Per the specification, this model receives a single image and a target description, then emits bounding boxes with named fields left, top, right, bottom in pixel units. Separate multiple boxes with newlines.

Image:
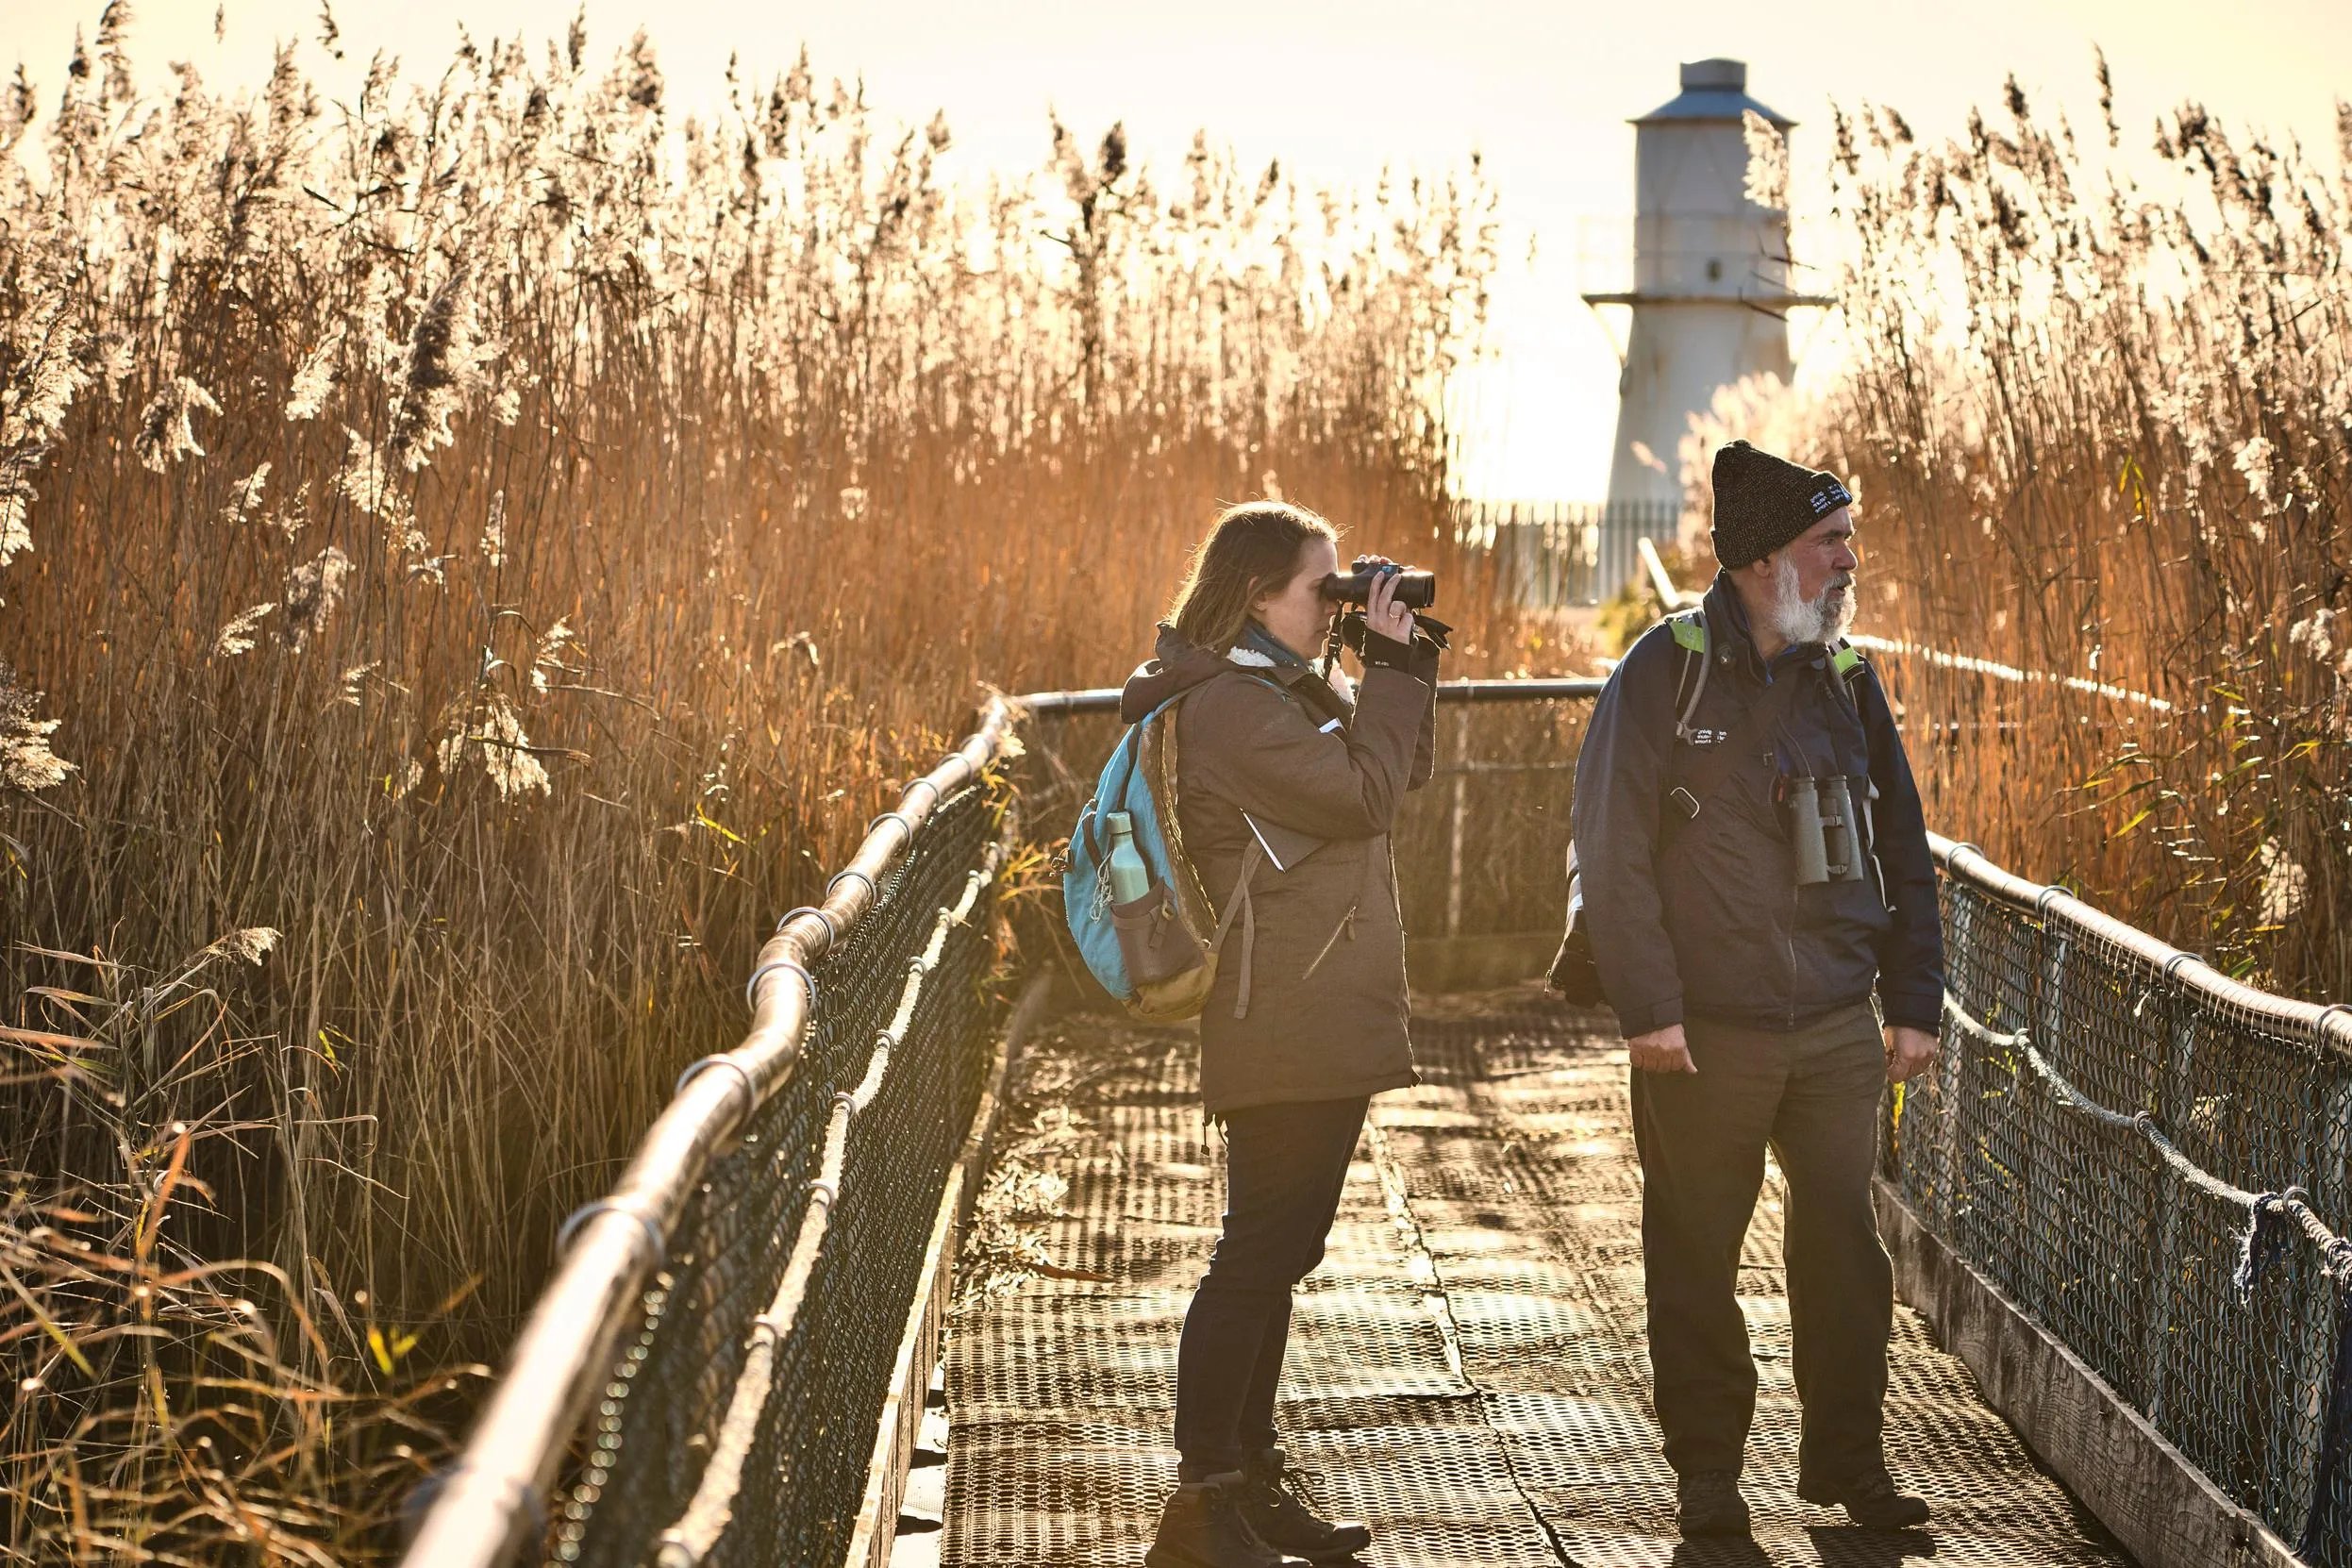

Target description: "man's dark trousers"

left=1175, top=1095, right=1370, bottom=1475
left=1630, top=1002, right=1893, bottom=1483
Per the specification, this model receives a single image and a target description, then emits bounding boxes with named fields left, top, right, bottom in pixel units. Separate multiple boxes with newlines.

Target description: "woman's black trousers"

left=1174, top=1094, right=1371, bottom=1476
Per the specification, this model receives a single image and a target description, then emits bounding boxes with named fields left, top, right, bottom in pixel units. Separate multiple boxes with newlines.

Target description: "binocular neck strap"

left=1319, top=609, right=1347, bottom=683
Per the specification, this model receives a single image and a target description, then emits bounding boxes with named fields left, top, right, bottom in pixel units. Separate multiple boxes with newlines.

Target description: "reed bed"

left=1726, top=71, right=2348, bottom=999
left=0, top=11, right=1500, bottom=1557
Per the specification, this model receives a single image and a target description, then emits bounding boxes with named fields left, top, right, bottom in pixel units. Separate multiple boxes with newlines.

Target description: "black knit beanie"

left=1710, top=440, right=1854, bottom=569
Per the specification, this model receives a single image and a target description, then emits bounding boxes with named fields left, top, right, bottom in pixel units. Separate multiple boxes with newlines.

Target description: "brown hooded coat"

left=1118, top=625, right=1438, bottom=1114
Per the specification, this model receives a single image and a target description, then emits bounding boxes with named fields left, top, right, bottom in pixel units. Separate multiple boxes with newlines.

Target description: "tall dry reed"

left=1714, top=68, right=2347, bottom=998
left=0, top=10, right=1497, bottom=1556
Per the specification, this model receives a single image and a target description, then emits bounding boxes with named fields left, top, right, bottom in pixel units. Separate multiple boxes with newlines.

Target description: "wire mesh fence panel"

left=544, top=782, right=1007, bottom=1567
left=1389, top=700, right=1589, bottom=940
left=1889, top=873, right=2352, bottom=1562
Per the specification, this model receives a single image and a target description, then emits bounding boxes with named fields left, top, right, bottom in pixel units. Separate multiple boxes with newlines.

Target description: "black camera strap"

left=1660, top=664, right=1809, bottom=843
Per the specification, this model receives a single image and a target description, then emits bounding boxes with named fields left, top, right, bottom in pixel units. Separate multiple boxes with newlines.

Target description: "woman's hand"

left=1361, top=559, right=1415, bottom=644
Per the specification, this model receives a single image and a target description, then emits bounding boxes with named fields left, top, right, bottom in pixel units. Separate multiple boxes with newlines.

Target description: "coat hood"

left=1120, top=626, right=1235, bottom=724
left=1123, top=623, right=1361, bottom=726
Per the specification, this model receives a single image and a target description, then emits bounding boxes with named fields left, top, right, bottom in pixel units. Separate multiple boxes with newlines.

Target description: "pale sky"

left=5, top=0, right=2345, bottom=497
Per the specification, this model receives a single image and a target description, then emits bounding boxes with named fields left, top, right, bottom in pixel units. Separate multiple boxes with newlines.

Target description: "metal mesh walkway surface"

left=942, top=988, right=2135, bottom=1568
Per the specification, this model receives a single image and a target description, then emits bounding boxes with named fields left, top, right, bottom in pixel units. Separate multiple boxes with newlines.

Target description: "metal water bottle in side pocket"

left=1106, top=811, right=1207, bottom=989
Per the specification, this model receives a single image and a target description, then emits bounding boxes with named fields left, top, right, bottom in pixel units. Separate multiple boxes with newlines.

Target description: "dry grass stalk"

left=1715, top=69, right=2347, bottom=996
left=0, top=11, right=1500, bottom=1556
left=2, top=937, right=483, bottom=1561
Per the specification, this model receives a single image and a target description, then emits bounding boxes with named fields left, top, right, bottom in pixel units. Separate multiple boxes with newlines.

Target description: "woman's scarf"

left=1227, top=620, right=1357, bottom=715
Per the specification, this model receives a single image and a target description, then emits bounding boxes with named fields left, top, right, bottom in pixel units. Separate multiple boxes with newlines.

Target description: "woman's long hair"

left=1167, top=501, right=1339, bottom=653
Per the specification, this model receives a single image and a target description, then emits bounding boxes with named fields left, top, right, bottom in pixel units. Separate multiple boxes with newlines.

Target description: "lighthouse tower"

left=1588, top=58, right=1827, bottom=515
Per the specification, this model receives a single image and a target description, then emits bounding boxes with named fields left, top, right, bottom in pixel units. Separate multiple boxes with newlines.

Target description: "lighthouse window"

left=1707, top=258, right=1723, bottom=281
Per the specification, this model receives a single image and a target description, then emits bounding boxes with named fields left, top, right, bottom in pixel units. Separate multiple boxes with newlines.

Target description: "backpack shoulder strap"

left=1667, top=609, right=1710, bottom=741
left=1139, top=698, right=1219, bottom=935
left=1828, top=639, right=1871, bottom=714
left=1208, top=838, right=1265, bottom=1019
left=1078, top=721, right=1146, bottom=870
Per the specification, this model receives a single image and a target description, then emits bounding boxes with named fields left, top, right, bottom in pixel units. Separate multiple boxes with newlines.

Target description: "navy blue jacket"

left=1572, top=572, right=1944, bottom=1038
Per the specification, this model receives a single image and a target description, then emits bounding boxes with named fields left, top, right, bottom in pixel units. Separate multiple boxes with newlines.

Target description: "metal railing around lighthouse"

left=1453, top=498, right=1680, bottom=608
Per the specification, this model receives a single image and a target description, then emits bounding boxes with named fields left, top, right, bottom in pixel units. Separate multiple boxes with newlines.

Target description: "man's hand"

left=1628, top=1023, right=1696, bottom=1075
left=1884, top=1025, right=1939, bottom=1085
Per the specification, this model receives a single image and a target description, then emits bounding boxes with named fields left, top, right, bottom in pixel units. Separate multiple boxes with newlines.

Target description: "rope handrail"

left=1846, top=634, right=2172, bottom=713
left=1010, top=677, right=1609, bottom=718
left=1940, top=989, right=2352, bottom=1288
left=1936, top=978, right=2352, bottom=1557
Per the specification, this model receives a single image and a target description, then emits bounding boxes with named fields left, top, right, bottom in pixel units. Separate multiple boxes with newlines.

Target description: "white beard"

left=1770, top=555, right=1857, bottom=647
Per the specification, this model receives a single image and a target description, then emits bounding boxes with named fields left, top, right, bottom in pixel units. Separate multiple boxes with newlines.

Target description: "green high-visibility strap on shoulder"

left=1832, top=642, right=1864, bottom=678
left=1669, top=609, right=1709, bottom=657
left=1668, top=608, right=1710, bottom=739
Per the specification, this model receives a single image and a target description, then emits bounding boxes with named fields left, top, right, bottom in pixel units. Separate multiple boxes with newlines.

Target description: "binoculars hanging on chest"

left=1779, top=774, right=1872, bottom=886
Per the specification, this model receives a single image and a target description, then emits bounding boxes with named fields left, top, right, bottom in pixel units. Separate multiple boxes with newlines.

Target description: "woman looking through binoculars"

left=1116, top=500, right=1445, bottom=1568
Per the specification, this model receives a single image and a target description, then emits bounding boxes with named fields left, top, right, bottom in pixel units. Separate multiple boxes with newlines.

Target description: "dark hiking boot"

left=1798, top=1467, right=1931, bottom=1529
left=1145, top=1472, right=1309, bottom=1568
left=1242, top=1446, right=1372, bottom=1561
left=1676, top=1469, right=1752, bottom=1538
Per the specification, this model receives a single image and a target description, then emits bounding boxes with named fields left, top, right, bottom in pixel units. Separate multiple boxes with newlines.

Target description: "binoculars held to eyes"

left=1321, top=564, right=1438, bottom=609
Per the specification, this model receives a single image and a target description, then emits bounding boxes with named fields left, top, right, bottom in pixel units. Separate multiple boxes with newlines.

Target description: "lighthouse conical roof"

left=1632, top=58, right=1793, bottom=128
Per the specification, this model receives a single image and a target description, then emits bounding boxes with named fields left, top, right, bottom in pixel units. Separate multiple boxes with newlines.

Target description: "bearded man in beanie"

left=1571, top=440, right=1943, bottom=1538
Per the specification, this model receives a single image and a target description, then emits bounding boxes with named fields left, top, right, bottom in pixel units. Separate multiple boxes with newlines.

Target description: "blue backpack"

left=1064, top=693, right=1264, bottom=1023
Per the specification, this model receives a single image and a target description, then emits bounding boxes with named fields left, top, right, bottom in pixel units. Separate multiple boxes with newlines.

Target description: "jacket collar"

left=1702, top=571, right=1765, bottom=679
left=1232, top=620, right=1310, bottom=673
left=1231, top=620, right=1356, bottom=721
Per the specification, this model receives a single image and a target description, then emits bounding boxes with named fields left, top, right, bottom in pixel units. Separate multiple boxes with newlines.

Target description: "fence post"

left=2023, top=923, right=2072, bottom=1316
left=1573, top=504, right=1593, bottom=606
left=1444, top=707, right=1470, bottom=939
left=1599, top=502, right=1626, bottom=605
left=1535, top=502, right=1552, bottom=608
left=2141, top=978, right=2196, bottom=1427
left=2285, top=1066, right=2352, bottom=1532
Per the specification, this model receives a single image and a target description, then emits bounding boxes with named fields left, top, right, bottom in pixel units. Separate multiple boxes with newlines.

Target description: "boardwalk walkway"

left=942, top=988, right=2134, bottom=1568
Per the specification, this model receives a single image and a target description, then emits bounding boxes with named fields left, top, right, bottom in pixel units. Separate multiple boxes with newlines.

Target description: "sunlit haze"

left=5, top=0, right=2344, bottom=496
